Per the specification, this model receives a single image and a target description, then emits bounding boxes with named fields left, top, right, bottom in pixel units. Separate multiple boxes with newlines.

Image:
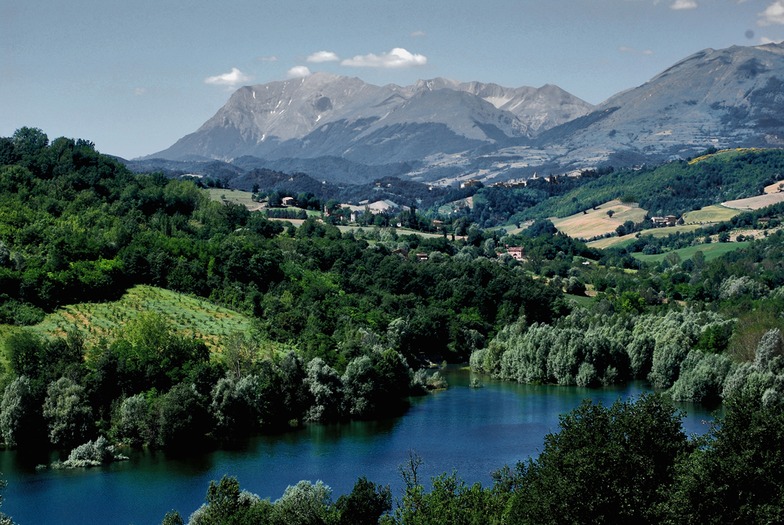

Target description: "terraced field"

left=1, top=285, right=257, bottom=352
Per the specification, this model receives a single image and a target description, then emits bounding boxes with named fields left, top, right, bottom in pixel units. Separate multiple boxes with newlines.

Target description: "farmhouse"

left=460, top=179, right=481, bottom=189
left=505, top=246, right=525, bottom=261
left=651, top=215, right=678, bottom=227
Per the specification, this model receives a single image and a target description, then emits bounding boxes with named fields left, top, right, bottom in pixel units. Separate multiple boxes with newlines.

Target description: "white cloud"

left=307, top=51, right=340, bottom=63
left=204, top=67, right=251, bottom=87
left=619, top=46, right=654, bottom=56
left=133, top=87, right=146, bottom=96
left=671, top=0, right=698, bottom=9
left=341, top=47, right=427, bottom=68
left=257, top=55, right=278, bottom=62
left=411, top=30, right=427, bottom=38
left=760, top=36, right=784, bottom=43
left=759, top=1, right=784, bottom=25
left=287, top=66, right=312, bottom=78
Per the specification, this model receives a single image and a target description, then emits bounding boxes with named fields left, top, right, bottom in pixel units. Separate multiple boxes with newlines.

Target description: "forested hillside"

left=0, top=128, right=566, bottom=454
left=448, top=149, right=784, bottom=229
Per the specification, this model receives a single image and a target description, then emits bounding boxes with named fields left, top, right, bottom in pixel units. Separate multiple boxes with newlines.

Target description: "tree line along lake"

left=0, top=368, right=713, bottom=525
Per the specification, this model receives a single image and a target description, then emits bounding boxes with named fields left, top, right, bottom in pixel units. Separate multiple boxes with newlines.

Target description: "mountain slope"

left=149, top=73, right=592, bottom=164
left=148, top=42, right=784, bottom=184
left=544, top=42, right=784, bottom=165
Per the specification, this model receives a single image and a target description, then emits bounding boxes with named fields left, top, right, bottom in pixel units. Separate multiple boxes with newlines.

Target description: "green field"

left=631, top=241, right=750, bottom=264
left=206, top=188, right=261, bottom=209
left=587, top=235, right=640, bottom=250
left=336, top=225, right=451, bottom=239
left=682, top=205, right=741, bottom=224
left=1, top=285, right=257, bottom=353
left=565, top=294, right=595, bottom=308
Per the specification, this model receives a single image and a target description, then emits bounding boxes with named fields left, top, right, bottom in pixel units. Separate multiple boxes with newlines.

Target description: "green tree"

left=506, top=394, right=688, bottom=524
left=305, top=358, right=343, bottom=423
left=210, top=374, right=262, bottom=437
left=113, top=393, right=153, bottom=448
left=42, top=377, right=94, bottom=448
left=271, top=480, right=332, bottom=525
left=0, top=137, right=17, bottom=165
left=6, top=331, right=45, bottom=380
left=188, top=475, right=271, bottom=525
left=334, top=477, right=391, bottom=525
left=12, top=127, right=48, bottom=162
left=666, top=391, right=784, bottom=523
left=0, top=376, right=44, bottom=447
left=155, top=382, right=208, bottom=450
left=160, top=510, right=184, bottom=525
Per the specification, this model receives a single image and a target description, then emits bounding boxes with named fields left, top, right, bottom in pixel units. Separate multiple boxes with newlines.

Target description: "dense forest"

left=2, top=128, right=784, bottom=523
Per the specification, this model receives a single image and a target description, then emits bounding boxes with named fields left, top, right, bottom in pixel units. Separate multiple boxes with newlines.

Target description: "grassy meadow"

left=206, top=188, right=263, bottom=210
left=631, top=241, right=750, bottom=264
left=682, top=205, right=740, bottom=224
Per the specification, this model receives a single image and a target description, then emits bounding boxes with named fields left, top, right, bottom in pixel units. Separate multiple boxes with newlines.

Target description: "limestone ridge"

left=149, top=72, right=593, bottom=164
left=148, top=42, right=784, bottom=182
left=539, top=42, right=784, bottom=165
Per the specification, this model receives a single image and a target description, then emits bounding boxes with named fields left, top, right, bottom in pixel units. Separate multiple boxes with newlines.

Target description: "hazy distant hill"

left=147, top=42, right=784, bottom=184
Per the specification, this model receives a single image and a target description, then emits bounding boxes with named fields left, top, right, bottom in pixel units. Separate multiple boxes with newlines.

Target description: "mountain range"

left=143, top=42, right=784, bottom=185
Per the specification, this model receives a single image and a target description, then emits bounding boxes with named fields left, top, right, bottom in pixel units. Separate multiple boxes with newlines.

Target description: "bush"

left=54, top=436, right=128, bottom=469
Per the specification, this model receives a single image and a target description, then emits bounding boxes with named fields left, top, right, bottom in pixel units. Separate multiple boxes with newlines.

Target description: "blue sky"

left=2, top=0, right=783, bottom=159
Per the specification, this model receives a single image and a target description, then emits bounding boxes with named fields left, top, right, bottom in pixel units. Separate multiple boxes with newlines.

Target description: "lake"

left=0, top=369, right=714, bottom=524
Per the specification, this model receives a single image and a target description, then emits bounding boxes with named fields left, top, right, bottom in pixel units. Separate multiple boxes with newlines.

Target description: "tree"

left=187, top=475, right=271, bottom=525
left=11, top=127, right=48, bottom=161
left=6, top=331, right=45, bottom=380
left=113, top=393, right=153, bottom=448
left=210, top=374, right=262, bottom=438
left=666, top=391, right=784, bottom=523
left=341, top=350, right=412, bottom=419
left=155, top=383, right=208, bottom=451
left=42, top=377, right=94, bottom=448
left=160, top=510, right=184, bottom=525
left=304, top=358, right=343, bottom=423
left=271, top=480, right=332, bottom=525
left=276, top=352, right=312, bottom=425
left=0, top=137, right=17, bottom=165
left=0, top=376, right=44, bottom=447
left=334, top=477, right=391, bottom=525
left=506, top=394, right=688, bottom=524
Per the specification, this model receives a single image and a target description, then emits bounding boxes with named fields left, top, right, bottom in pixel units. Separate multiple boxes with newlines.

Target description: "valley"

left=2, top=38, right=784, bottom=525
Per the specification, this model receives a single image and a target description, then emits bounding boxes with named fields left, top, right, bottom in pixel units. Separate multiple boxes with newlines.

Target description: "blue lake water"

left=0, top=369, right=715, bottom=524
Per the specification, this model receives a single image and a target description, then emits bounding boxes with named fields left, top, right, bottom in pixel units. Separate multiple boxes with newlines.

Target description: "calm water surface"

left=0, top=369, right=714, bottom=524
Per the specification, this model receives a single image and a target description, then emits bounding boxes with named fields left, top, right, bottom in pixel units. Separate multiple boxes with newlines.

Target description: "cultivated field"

left=551, top=200, right=648, bottom=240
left=722, top=192, right=784, bottom=211
left=682, top=205, right=740, bottom=224
left=1, top=285, right=257, bottom=352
